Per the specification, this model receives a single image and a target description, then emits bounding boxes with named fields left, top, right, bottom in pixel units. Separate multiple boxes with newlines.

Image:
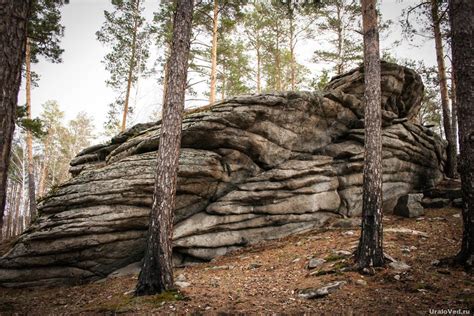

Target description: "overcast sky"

left=18, top=0, right=438, bottom=138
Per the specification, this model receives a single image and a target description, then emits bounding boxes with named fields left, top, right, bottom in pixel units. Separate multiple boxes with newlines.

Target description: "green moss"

left=84, top=296, right=134, bottom=313
left=332, top=261, right=349, bottom=270
left=140, top=290, right=188, bottom=307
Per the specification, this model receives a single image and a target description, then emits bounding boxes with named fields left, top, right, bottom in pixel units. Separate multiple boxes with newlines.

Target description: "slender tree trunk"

left=0, top=0, right=31, bottom=237
left=275, top=22, right=282, bottom=91
left=13, top=182, right=21, bottom=236
left=289, top=11, right=296, bottom=90
left=356, top=0, right=384, bottom=269
left=38, top=136, right=49, bottom=197
left=431, top=0, right=456, bottom=178
left=336, top=4, right=344, bottom=75
left=209, top=0, right=218, bottom=104
left=221, top=63, right=226, bottom=100
left=451, top=66, right=458, bottom=159
left=121, top=0, right=140, bottom=132
left=256, top=41, right=261, bottom=93
left=5, top=196, right=12, bottom=239
left=5, top=180, right=15, bottom=238
left=135, top=0, right=194, bottom=296
left=448, top=0, right=474, bottom=268
left=25, top=38, right=37, bottom=221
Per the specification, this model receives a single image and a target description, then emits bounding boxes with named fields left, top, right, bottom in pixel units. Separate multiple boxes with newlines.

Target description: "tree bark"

left=448, top=0, right=474, bottom=268
left=0, top=0, right=31, bottom=237
left=451, top=66, right=458, bottom=161
left=356, top=0, right=384, bottom=269
left=121, top=0, right=140, bottom=132
left=431, top=0, right=456, bottom=178
left=161, top=42, right=171, bottom=108
left=209, top=0, right=218, bottom=104
left=135, top=0, right=194, bottom=296
left=25, top=37, right=37, bottom=221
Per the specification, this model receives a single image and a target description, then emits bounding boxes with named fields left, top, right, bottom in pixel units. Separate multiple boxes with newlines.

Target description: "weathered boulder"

left=394, top=194, right=425, bottom=218
left=0, top=62, right=446, bottom=287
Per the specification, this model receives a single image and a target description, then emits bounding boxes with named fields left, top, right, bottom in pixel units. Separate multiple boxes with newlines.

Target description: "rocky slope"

left=0, top=62, right=446, bottom=287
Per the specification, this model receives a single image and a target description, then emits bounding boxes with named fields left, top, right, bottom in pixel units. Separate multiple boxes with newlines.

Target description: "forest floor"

left=0, top=207, right=473, bottom=315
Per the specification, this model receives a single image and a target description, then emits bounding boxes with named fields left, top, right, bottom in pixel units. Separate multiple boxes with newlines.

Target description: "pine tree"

left=401, top=0, right=457, bottom=178
left=356, top=0, right=384, bottom=270
left=0, top=0, right=31, bottom=239
left=217, top=38, right=252, bottom=99
left=97, top=0, right=152, bottom=133
left=135, top=0, right=194, bottom=296
left=313, top=0, right=363, bottom=75
left=243, top=3, right=268, bottom=93
left=23, top=0, right=66, bottom=222
left=191, top=0, right=243, bottom=103
left=448, top=0, right=473, bottom=268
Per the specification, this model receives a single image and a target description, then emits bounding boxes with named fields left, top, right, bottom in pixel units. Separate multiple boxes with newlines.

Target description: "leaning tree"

left=135, top=0, right=195, bottom=296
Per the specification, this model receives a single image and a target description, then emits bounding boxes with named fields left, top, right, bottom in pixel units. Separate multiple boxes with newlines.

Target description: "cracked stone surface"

left=0, top=62, right=446, bottom=287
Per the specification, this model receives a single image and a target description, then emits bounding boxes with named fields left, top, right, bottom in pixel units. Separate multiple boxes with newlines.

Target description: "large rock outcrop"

left=0, top=62, right=446, bottom=287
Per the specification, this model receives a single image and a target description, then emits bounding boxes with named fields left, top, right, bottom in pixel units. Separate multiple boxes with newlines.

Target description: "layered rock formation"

left=0, top=62, right=446, bottom=287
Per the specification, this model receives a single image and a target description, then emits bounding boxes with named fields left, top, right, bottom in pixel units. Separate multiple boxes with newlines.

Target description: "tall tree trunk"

left=221, top=63, right=226, bottom=100
left=448, top=0, right=474, bottom=268
left=275, top=22, right=282, bottom=91
left=209, top=0, right=218, bottom=104
left=356, top=0, right=384, bottom=269
left=289, top=10, right=296, bottom=90
left=135, top=0, right=194, bottom=296
left=5, top=180, right=15, bottom=239
left=37, top=136, right=49, bottom=198
left=451, top=66, right=458, bottom=161
left=431, top=0, right=456, bottom=178
left=13, top=182, right=22, bottom=236
left=336, top=3, right=344, bottom=75
left=0, top=0, right=31, bottom=237
left=121, top=0, right=140, bottom=132
left=256, top=41, right=261, bottom=93
left=25, top=37, right=37, bottom=221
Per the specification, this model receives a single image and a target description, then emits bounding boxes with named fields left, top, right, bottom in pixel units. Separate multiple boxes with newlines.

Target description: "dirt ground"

left=0, top=207, right=472, bottom=315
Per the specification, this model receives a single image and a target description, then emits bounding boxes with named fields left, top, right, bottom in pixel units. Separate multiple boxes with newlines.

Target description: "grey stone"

left=307, top=258, right=326, bottom=269
left=389, top=261, right=411, bottom=272
left=0, top=62, right=446, bottom=288
left=355, top=279, right=367, bottom=286
left=424, top=187, right=462, bottom=200
left=385, top=227, right=429, bottom=237
left=421, top=197, right=451, bottom=209
left=298, top=281, right=346, bottom=299
left=175, top=281, right=191, bottom=288
left=394, top=194, right=425, bottom=218
left=176, top=274, right=186, bottom=282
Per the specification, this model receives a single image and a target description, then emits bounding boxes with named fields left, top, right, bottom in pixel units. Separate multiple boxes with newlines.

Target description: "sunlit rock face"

left=0, top=62, right=446, bottom=287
